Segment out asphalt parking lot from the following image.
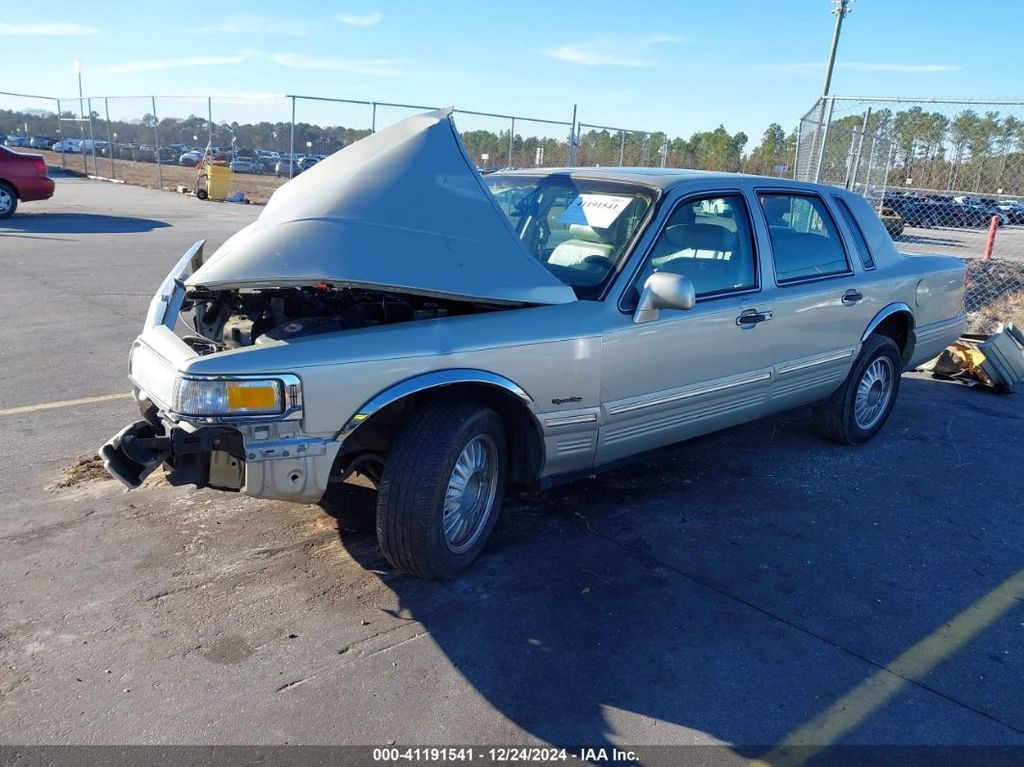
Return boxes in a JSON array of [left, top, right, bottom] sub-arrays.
[[896, 222, 1024, 262], [1, 179, 1022, 761]]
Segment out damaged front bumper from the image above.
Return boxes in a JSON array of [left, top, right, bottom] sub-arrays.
[[99, 407, 340, 502], [99, 239, 340, 503]]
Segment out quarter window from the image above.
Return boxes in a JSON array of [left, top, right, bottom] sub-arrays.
[[637, 195, 758, 299], [760, 193, 850, 283], [832, 196, 876, 270]]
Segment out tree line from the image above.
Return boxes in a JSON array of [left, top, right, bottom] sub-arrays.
[[815, 105, 1024, 195]]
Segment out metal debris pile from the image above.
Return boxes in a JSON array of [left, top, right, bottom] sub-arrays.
[[919, 324, 1024, 391]]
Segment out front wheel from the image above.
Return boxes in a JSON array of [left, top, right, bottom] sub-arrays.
[[376, 399, 507, 579], [0, 182, 17, 219], [814, 335, 903, 445]]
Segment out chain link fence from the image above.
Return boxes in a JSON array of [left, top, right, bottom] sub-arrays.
[[574, 124, 666, 168], [797, 96, 1024, 332]]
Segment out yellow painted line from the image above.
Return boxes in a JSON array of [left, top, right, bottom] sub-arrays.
[[753, 568, 1024, 767], [0, 392, 131, 417]]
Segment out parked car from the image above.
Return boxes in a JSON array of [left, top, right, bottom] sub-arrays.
[[29, 136, 56, 149], [101, 110, 968, 580], [256, 150, 280, 173], [179, 150, 205, 166], [879, 206, 904, 238], [114, 143, 140, 160], [274, 158, 297, 177], [132, 145, 178, 163], [995, 201, 1024, 225], [78, 139, 109, 155], [4, 136, 30, 148], [296, 155, 321, 173], [50, 139, 81, 153], [229, 158, 260, 174], [0, 145, 55, 218]]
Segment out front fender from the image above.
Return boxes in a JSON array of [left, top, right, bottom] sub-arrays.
[[337, 368, 534, 443]]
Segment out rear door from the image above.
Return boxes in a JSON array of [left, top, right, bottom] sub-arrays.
[[754, 190, 878, 411]]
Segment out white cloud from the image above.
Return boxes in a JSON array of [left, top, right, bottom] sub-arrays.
[[545, 44, 654, 68], [269, 53, 400, 76], [0, 22, 98, 36], [199, 16, 307, 35], [764, 61, 959, 74], [335, 11, 382, 27], [90, 54, 251, 74], [544, 35, 683, 67]]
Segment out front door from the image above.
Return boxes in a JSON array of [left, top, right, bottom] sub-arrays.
[[597, 193, 776, 465]]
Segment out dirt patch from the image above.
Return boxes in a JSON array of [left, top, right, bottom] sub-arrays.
[[40, 150, 282, 204], [966, 289, 1024, 334], [50, 455, 112, 489], [965, 258, 1024, 334]]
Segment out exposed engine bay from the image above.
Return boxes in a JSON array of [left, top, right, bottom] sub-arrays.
[[179, 285, 506, 354]]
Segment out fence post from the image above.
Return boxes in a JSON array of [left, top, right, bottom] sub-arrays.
[[848, 107, 871, 191], [568, 104, 577, 167], [813, 97, 835, 183], [864, 137, 877, 198], [104, 98, 115, 180], [289, 96, 296, 179], [792, 121, 802, 180], [86, 97, 98, 176], [507, 116, 515, 169], [207, 97, 213, 151], [619, 131, 626, 166], [152, 96, 163, 190], [371, 102, 377, 133], [984, 216, 999, 260], [55, 99, 66, 170], [878, 144, 895, 213]]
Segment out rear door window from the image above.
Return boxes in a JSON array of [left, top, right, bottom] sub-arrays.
[[832, 196, 875, 270], [759, 193, 851, 283]]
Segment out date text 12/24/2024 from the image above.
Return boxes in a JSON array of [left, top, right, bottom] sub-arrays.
[[372, 746, 640, 763]]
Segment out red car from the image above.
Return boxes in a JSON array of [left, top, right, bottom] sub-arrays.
[[0, 146, 55, 219]]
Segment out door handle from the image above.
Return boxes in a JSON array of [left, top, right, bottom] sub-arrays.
[[736, 310, 773, 326], [841, 289, 864, 305]]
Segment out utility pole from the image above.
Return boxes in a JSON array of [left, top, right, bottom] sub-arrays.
[[822, 0, 853, 96]]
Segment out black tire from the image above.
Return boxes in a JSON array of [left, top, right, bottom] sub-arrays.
[[0, 182, 17, 219], [814, 335, 903, 446], [376, 399, 507, 579]]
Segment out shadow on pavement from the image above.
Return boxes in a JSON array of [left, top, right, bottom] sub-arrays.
[[894, 232, 966, 248], [320, 375, 1023, 756], [0, 213, 170, 234]]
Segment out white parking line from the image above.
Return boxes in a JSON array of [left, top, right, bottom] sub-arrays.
[[0, 392, 131, 417]]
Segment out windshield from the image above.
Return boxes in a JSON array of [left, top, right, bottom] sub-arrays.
[[485, 174, 655, 299]]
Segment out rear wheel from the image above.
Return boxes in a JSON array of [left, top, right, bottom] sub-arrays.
[[376, 399, 507, 579], [0, 183, 17, 219], [814, 335, 903, 446]]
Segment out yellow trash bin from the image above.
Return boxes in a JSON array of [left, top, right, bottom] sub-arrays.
[[204, 164, 232, 201]]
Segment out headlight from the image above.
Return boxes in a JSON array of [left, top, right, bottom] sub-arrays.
[[171, 376, 298, 417]]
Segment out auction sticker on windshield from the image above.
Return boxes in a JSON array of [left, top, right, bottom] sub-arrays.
[[558, 194, 634, 228]]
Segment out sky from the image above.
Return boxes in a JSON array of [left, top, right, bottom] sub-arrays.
[[4, 0, 1023, 143]]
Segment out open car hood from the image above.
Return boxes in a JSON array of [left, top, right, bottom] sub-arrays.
[[186, 109, 576, 305]]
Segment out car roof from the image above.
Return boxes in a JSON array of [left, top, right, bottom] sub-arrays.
[[489, 166, 826, 193]]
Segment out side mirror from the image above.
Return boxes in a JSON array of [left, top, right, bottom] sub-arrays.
[[633, 272, 696, 324]]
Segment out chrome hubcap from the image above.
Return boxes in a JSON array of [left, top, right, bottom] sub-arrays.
[[854, 357, 894, 430], [443, 434, 498, 553], [0, 189, 11, 214]]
